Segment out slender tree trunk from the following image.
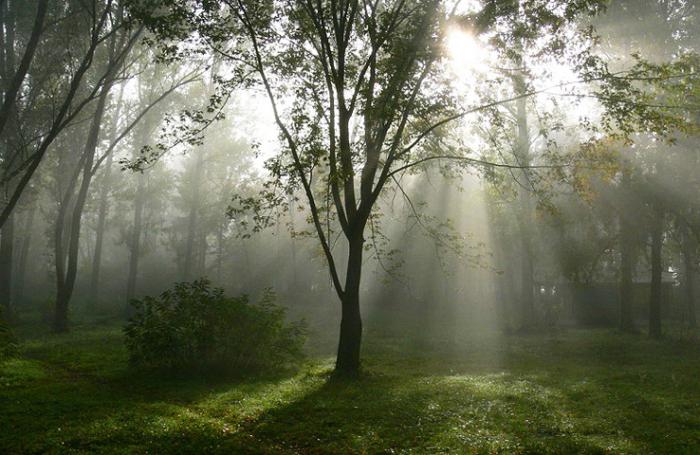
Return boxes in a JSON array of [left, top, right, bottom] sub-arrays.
[[519, 223, 534, 326], [681, 225, 697, 329], [0, 0, 48, 138], [334, 230, 364, 377], [53, 181, 73, 332], [13, 200, 34, 304], [88, 151, 113, 306], [0, 212, 13, 318], [125, 171, 145, 311], [619, 169, 635, 331], [619, 224, 636, 331], [53, 18, 132, 329], [648, 206, 663, 339], [215, 222, 223, 282], [88, 85, 124, 306], [0, 0, 5, 76], [289, 196, 298, 288], [53, 73, 112, 332], [197, 231, 206, 276], [514, 77, 534, 328], [183, 151, 204, 281], [0, 0, 16, 319]]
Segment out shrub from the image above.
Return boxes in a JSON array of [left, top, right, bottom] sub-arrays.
[[124, 280, 306, 372]]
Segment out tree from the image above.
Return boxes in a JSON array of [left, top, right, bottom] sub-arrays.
[[467, 0, 609, 328], [130, 0, 468, 376], [87, 85, 125, 306], [52, 9, 141, 331], [618, 165, 637, 331], [597, 0, 699, 337], [0, 0, 49, 317], [0, 0, 49, 138], [130, 0, 695, 375], [0, 0, 134, 230]]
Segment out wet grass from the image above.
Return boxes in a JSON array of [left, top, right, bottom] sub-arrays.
[[2, 324, 700, 454]]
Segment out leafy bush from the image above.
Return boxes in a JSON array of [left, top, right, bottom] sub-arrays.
[[124, 280, 306, 372]]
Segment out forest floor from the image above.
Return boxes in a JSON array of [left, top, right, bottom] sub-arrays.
[[1, 323, 700, 454]]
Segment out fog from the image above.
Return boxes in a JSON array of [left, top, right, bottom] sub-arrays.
[[2, 0, 700, 452], [2, 0, 699, 350]]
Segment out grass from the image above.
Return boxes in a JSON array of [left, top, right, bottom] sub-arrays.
[[2, 323, 700, 454]]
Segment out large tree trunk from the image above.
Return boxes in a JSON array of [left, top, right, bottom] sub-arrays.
[[648, 206, 663, 339], [0, 213, 13, 318], [618, 169, 635, 331], [681, 224, 697, 329], [334, 231, 364, 377]]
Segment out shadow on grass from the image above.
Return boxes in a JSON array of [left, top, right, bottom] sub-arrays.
[[78, 370, 662, 454], [3, 327, 700, 454]]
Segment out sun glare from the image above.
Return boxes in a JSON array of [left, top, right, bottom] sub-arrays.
[[445, 27, 492, 77]]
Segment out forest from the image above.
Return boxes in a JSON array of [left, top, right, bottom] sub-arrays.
[[0, 0, 699, 453]]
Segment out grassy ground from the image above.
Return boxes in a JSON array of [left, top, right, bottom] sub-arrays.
[[1, 324, 700, 454]]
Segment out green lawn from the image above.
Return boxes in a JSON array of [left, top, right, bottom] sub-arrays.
[[1, 324, 700, 454]]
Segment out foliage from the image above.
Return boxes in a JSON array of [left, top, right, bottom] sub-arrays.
[[124, 280, 306, 372]]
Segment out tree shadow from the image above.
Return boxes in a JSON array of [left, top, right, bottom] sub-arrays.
[[4, 329, 700, 453], [56, 371, 645, 454]]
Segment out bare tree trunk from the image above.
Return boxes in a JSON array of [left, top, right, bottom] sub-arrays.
[[53, 15, 134, 329], [619, 169, 635, 331], [619, 225, 636, 331], [183, 151, 204, 281], [215, 222, 223, 282], [125, 171, 145, 312], [514, 76, 534, 328], [334, 230, 364, 377], [288, 195, 298, 288], [54, 133, 99, 330], [0, 212, 13, 317], [88, 85, 124, 306], [88, 151, 113, 306], [52, 37, 122, 330], [681, 224, 697, 329], [0, 0, 16, 320], [13, 200, 34, 304], [648, 206, 663, 339], [53, 179, 74, 332], [53, 88, 110, 332], [197, 231, 206, 277]]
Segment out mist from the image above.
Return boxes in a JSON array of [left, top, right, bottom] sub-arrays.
[[1, 0, 699, 453]]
